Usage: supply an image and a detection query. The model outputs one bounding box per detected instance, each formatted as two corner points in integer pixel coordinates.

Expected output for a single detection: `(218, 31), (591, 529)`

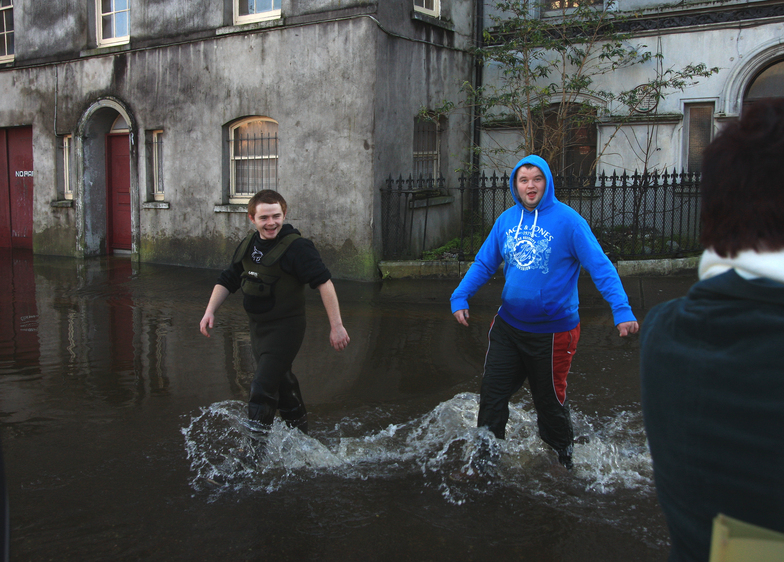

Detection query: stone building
(0, 0), (475, 279)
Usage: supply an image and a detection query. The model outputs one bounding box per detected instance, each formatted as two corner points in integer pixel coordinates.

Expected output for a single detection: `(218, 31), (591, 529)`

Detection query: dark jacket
(640, 270), (784, 562)
(217, 225), (331, 316)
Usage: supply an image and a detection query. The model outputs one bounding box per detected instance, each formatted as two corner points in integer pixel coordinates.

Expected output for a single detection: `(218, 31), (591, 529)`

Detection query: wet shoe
(557, 446), (574, 470)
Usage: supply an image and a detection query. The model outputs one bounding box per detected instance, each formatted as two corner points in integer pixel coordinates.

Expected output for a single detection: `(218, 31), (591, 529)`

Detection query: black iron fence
(381, 170), (703, 261)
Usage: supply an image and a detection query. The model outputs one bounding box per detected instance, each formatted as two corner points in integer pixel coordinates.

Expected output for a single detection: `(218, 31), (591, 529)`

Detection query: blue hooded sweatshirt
(450, 155), (636, 333)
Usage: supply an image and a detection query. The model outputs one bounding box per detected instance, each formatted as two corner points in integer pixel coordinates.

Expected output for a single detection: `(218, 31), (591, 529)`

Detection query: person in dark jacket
(200, 190), (350, 431)
(640, 98), (784, 562)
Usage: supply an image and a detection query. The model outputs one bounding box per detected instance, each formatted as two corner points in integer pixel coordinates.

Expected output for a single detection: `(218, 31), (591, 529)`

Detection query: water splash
(182, 393), (653, 505)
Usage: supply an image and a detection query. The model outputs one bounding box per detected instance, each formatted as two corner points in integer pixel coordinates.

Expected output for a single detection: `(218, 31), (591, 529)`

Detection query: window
(234, 0), (281, 25)
(684, 103), (713, 173)
(0, 0), (13, 63)
(63, 135), (73, 200)
(413, 117), (441, 180)
(744, 59), (784, 111)
(229, 117), (279, 203)
(414, 0), (440, 18)
(97, 0), (129, 47)
(535, 104), (597, 176)
(149, 130), (164, 201)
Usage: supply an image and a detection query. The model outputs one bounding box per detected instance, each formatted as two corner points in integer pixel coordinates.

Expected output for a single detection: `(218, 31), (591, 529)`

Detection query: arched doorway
(744, 58), (784, 110)
(76, 99), (137, 257)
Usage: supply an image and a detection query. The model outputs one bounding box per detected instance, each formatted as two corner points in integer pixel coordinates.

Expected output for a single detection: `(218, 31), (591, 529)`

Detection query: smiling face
(515, 165), (547, 211)
(249, 202), (286, 240)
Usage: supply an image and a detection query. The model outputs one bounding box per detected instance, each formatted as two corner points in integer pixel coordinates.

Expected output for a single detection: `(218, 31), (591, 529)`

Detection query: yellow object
(709, 513), (784, 562)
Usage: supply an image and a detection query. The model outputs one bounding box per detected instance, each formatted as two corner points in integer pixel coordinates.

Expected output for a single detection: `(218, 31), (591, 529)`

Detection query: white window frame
(229, 117), (279, 204)
(63, 135), (73, 200)
(413, 0), (440, 18)
(0, 0), (13, 63)
(233, 0), (281, 25)
(97, 0), (130, 48)
(151, 130), (164, 202)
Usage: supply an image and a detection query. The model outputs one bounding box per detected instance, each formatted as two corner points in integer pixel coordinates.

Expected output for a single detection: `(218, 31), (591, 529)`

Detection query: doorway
(106, 133), (131, 251)
(0, 126), (34, 249)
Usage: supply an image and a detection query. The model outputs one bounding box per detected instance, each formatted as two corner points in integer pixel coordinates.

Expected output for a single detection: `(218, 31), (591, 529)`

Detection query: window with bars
(414, 0), (440, 18)
(0, 0), (13, 63)
(234, 0), (281, 24)
(229, 118), (279, 203)
(98, 0), (129, 47)
(684, 103), (713, 174)
(413, 117), (441, 180)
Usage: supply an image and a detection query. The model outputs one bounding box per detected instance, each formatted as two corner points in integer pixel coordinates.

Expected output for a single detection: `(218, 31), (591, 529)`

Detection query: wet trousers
(478, 315), (580, 453)
(247, 314), (308, 433)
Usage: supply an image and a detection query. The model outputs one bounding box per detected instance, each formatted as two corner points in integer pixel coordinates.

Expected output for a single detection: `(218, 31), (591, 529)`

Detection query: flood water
(0, 249), (697, 561)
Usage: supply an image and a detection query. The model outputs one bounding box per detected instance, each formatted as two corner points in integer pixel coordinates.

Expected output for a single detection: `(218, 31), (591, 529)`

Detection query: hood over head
(509, 154), (557, 212)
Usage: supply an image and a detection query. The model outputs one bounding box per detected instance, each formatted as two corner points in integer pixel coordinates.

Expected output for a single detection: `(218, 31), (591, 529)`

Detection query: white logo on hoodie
(503, 224), (552, 274)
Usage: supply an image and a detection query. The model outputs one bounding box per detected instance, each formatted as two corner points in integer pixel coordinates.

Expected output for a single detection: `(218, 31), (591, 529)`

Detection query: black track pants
(477, 315), (579, 452)
(247, 314), (308, 431)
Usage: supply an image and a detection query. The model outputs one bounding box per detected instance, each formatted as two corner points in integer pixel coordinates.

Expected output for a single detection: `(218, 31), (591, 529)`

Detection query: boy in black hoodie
(200, 190), (350, 431)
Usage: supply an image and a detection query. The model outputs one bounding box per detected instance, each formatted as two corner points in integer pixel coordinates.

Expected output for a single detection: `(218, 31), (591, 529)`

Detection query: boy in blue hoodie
(451, 155), (638, 469)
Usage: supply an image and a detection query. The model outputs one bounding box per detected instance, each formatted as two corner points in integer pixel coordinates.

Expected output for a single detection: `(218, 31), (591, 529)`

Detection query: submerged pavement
(0, 250), (698, 561)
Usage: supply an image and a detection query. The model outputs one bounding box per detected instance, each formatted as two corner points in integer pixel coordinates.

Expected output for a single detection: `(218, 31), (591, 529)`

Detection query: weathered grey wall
(1, 0), (477, 280)
(372, 0), (476, 255)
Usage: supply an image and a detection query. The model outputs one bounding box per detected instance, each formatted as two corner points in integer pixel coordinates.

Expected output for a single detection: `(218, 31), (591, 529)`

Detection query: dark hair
(700, 98), (784, 257)
(247, 190), (287, 216)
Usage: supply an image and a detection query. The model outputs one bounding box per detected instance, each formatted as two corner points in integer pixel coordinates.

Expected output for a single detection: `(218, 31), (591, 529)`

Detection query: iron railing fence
(381, 170), (703, 261)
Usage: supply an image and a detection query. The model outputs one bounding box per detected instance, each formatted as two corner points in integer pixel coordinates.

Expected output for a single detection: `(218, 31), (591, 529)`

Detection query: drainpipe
(471, 0), (484, 175)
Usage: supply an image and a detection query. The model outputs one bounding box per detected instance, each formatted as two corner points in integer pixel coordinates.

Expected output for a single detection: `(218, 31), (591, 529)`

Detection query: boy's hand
(330, 326), (350, 351)
(453, 309), (470, 327)
(200, 313), (215, 337)
(617, 321), (639, 337)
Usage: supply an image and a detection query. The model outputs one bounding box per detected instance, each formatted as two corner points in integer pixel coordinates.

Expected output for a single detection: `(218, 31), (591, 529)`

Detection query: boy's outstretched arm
(317, 280), (350, 351)
(200, 284), (231, 337)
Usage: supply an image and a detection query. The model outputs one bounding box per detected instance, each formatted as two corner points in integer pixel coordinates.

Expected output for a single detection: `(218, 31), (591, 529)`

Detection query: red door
(106, 133), (131, 251)
(0, 127), (34, 249)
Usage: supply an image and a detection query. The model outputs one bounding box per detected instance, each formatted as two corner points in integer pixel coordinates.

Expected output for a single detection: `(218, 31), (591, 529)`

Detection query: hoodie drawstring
(515, 208), (538, 240)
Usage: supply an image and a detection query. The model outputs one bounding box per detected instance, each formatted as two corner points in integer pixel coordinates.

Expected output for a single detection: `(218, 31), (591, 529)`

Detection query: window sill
(51, 200), (74, 208)
(217, 18), (284, 36)
(80, 43), (130, 58)
(214, 204), (248, 213)
(411, 11), (454, 31)
(143, 201), (170, 209)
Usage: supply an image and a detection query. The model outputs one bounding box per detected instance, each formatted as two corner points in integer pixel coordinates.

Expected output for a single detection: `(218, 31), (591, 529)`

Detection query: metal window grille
(230, 122), (279, 201)
(152, 130), (164, 201)
(0, 0), (13, 60)
(100, 0), (129, 42)
(413, 119), (440, 181)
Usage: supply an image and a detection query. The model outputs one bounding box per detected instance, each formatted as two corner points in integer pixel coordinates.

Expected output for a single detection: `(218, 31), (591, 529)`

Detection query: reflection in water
(0, 250), (684, 561)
